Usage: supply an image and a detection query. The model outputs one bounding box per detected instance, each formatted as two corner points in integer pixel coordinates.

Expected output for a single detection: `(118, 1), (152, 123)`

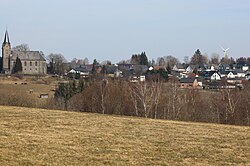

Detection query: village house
(235, 69), (246, 78)
(179, 77), (200, 89)
(210, 72), (221, 81)
(68, 66), (91, 78)
(172, 64), (185, 73)
(218, 63), (230, 71)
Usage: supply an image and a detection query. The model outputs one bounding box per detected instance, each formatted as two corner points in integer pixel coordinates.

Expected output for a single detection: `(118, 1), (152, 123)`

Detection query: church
(1, 30), (47, 75)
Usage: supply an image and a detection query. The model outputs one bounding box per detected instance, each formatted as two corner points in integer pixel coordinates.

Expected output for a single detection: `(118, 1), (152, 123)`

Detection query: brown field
(0, 76), (66, 107)
(0, 106), (249, 165)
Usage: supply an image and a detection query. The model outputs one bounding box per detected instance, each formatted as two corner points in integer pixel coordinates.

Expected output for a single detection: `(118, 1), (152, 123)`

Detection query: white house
(173, 64), (185, 73)
(242, 65), (249, 71)
(185, 66), (193, 73)
(227, 72), (236, 79)
(235, 69), (246, 78)
(211, 72), (221, 81)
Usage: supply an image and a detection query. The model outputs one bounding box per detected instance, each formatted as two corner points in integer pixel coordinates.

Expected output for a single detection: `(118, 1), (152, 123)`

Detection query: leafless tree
(164, 55), (179, 68)
(210, 53), (220, 65)
(98, 80), (108, 114)
(130, 82), (155, 118)
(165, 81), (186, 120)
(12, 44), (30, 52)
(47, 53), (68, 75)
(152, 81), (163, 119)
(219, 88), (240, 124)
(183, 56), (189, 65)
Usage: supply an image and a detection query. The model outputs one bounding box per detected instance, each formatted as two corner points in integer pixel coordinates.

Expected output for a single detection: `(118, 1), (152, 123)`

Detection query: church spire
(3, 30), (10, 44)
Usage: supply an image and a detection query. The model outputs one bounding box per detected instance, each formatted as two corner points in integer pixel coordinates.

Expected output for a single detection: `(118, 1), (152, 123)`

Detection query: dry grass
(0, 106), (249, 165)
(0, 76), (61, 107)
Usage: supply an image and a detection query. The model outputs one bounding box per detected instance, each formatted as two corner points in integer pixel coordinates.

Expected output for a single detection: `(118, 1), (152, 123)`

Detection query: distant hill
(0, 106), (249, 165)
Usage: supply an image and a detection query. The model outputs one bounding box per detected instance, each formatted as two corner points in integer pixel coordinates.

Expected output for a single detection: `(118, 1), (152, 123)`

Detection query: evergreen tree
(13, 57), (23, 74)
(140, 52), (149, 66)
(166, 63), (172, 74)
(158, 68), (169, 81)
(78, 78), (85, 92)
(54, 80), (78, 110)
(190, 49), (206, 66)
(92, 59), (98, 74)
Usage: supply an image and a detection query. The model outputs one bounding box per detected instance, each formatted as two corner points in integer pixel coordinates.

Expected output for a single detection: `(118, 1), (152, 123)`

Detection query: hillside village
(1, 30), (250, 91)
(68, 60), (250, 89)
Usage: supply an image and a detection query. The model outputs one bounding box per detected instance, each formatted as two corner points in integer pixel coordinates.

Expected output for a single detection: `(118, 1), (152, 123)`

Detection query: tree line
(52, 79), (250, 126)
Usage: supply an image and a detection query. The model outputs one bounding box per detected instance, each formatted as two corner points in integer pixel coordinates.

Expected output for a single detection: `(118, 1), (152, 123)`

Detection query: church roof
(11, 51), (46, 61)
(2, 30), (10, 46)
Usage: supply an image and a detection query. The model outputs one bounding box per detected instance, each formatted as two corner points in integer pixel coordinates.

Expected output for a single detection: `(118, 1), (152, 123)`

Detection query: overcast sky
(1, 0), (250, 63)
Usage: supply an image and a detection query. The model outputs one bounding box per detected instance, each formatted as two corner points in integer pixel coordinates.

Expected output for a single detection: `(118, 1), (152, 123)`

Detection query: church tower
(2, 30), (11, 73)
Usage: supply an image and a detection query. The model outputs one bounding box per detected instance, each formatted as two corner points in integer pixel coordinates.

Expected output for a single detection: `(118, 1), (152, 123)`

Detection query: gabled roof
(180, 77), (196, 83)
(105, 65), (118, 74)
(202, 71), (216, 77)
(11, 51), (46, 61)
(219, 70), (237, 75)
(74, 67), (89, 73)
(132, 65), (148, 74)
(118, 64), (133, 71)
(234, 69), (245, 74)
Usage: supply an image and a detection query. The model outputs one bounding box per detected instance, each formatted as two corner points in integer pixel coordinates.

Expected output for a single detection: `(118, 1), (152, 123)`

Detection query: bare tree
(165, 81), (185, 120)
(219, 89), (240, 124)
(47, 53), (68, 75)
(210, 53), (220, 65)
(183, 56), (189, 65)
(157, 57), (166, 66)
(152, 81), (162, 119)
(164, 55), (179, 68)
(12, 44), (30, 52)
(83, 58), (89, 65)
(98, 80), (108, 114)
(130, 82), (155, 118)
(186, 89), (200, 121)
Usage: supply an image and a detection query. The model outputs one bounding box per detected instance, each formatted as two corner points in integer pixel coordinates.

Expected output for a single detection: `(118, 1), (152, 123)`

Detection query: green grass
(0, 106), (249, 165)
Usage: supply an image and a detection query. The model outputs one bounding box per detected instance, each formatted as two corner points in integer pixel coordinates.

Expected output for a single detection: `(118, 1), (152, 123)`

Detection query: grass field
(0, 76), (59, 98)
(0, 106), (249, 165)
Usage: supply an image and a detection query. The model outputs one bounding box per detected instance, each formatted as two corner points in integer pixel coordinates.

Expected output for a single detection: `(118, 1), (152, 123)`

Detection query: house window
(30, 68), (32, 70)
(30, 61), (32, 66)
(35, 61), (38, 66)
(24, 61), (27, 66)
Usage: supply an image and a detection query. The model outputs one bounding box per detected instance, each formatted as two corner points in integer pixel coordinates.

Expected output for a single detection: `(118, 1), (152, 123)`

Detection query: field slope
(0, 106), (249, 165)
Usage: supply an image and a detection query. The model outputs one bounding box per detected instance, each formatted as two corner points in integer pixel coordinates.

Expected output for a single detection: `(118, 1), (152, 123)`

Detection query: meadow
(0, 106), (249, 165)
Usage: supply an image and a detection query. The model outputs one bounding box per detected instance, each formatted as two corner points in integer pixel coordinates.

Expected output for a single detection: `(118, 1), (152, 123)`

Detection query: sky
(1, 0), (250, 63)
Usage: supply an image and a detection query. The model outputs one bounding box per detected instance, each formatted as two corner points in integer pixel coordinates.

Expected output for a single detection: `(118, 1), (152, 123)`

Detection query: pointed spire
(3, 29), (10, 44)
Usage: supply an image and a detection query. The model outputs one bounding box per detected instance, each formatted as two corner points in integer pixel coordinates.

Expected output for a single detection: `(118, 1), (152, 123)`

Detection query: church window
(35, 61), (38, 66)
(24, 61), (27, 66)
(30, 61), (32, 66)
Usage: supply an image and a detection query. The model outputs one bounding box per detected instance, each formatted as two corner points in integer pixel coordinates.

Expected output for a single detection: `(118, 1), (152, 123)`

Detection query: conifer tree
(13, 57), (22, 73)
